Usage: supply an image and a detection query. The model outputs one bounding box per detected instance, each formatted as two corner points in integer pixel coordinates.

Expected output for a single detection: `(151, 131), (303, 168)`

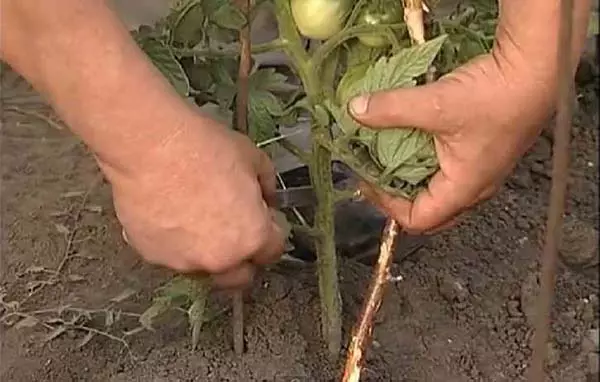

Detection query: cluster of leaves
(317, 0), (498, 198)
(132, 0), (300, 143)
(430, 0), (498, 75)
(138, 276), (212, 350)
(326, 34), (448, 199)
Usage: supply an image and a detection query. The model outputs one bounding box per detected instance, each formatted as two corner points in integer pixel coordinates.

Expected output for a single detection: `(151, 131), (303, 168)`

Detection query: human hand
(348, 28), (557, 234)
(346, 0), (593, 235)
(99, 106), (285, 289)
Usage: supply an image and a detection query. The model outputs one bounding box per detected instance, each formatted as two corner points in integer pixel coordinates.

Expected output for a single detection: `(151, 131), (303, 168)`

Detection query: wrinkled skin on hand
(99, 107), (286, 289)
(349, 0), (591, 234)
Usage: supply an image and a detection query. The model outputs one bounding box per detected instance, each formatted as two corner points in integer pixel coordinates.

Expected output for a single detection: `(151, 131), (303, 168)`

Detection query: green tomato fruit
(291, 0), (352, 40)
(356, 0), (403, 47)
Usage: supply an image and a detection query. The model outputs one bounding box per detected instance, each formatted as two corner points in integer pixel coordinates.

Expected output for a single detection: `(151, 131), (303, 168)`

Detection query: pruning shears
(274, 186), (317, 209)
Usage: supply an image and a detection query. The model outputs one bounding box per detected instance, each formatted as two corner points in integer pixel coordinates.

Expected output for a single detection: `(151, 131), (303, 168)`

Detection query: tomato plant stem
(175, 39), (286, 58)
(273, 0), (342, 358)
(310, 131), (342, 358)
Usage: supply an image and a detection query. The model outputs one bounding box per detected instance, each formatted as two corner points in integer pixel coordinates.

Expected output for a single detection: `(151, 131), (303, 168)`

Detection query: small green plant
(132, 0), (498, 357)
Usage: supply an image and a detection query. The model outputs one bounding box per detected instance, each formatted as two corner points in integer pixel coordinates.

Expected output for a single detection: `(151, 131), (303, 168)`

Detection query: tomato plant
(133, 0), (498, 362)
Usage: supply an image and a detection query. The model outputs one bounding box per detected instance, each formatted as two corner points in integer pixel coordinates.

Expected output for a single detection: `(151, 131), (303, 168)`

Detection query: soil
(1, 48), (598, 381)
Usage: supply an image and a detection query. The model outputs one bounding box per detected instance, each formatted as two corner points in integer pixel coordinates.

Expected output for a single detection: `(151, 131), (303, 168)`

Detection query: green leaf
(209, 60), (237, 110)
(377, 129), (433, 179)
(199, 102), (234, 125)
(374, 128), (414, 171)
(212, 2), (246, 30)
(188, 295), (208, 350)
(329, 36), (448, 198)
(202, 0), (228, 17)
(171, 1), (206, 47)
(139, 296), (172, 331)
(249, 68), (289, 92)
(205, 22), (239, 43)
(358, 34), (448, 94)
(345, 39), (386, 68)
(393, 162), (437, 185)
(336, 62), (371, 106)
(589, 11), (599, 36)
(248, 91), (284, 142)
(135, 35), (190, 96)
(245, 68), (289, 142)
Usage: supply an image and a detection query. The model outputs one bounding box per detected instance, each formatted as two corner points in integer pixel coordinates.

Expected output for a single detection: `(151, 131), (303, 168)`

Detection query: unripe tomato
(291, 0), (353, 40)
(355, 0), (403, 47)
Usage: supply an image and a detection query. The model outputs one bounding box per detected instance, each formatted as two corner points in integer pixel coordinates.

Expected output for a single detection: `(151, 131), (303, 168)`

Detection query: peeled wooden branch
(341, 219), (400, 382)
(341, 1), (426, 380)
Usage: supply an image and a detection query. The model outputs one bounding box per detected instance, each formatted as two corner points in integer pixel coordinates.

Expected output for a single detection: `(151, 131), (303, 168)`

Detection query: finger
(249, 210), (286, 266)
(473, 184), (498, 205)
(253, 149), (278, 207)
(348, 75), (462, 134)
(422, 217), (460, 236)
(211, 262), (255, 289)
(360, 169), (479, 233)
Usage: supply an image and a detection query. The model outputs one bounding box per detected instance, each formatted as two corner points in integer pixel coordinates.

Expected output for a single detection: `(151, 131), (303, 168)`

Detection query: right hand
(98, 106), (286, 289)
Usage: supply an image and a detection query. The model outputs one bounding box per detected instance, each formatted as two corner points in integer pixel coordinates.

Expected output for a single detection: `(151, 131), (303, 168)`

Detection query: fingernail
(349, 95), (370, 116)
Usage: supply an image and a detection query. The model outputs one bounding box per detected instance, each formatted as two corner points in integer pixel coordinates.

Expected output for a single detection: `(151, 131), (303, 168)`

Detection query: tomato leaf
(245, 68), (288, 143)
(588, 11), (599, 36)
(170, 1), (206, 47)
(337, 34), (447, 135)
(328, 35), (447, 198)
(211, 2), (247, 30)
(248, 91), (284, 143)
(358, 34), (448, 93)
(187, 293), (208, 350)
(135, 35), (190, 97)
(139, 296), (172, 331)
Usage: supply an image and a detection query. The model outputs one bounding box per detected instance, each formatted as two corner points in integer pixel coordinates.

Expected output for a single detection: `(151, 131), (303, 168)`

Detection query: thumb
(348, 78), (460, 133)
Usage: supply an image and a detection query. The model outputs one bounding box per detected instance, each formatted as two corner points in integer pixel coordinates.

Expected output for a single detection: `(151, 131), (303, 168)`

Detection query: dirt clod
(559, 218), (599, 268)
(437, 273), (469, 305)
(507, 300), (523, 318)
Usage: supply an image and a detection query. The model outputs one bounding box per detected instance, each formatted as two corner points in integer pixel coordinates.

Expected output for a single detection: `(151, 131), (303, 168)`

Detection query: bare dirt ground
(1, 49), (598, 382)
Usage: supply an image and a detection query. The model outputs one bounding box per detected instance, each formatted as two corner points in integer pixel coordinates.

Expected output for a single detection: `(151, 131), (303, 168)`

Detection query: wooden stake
(528, 0), (574, 380)
(232, 0), (252, 356)
(341, 1), (426, 380)
(341, 219), (400, 382)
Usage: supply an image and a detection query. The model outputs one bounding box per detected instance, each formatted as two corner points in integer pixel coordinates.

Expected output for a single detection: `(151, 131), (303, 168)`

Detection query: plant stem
(175, 39), (286, 58)
(309, 131), (342, 358)
(273, 0), (342, 358)
(276, 138), (311, 164)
